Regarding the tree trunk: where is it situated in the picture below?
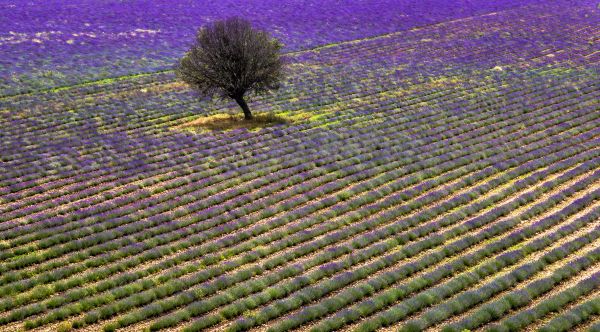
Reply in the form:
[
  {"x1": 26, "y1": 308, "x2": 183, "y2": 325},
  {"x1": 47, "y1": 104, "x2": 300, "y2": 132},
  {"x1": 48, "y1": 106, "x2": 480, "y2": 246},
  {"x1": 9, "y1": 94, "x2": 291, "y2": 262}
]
[{"x1": 234, "y1": 96, "x2": 253, "y2": 120}]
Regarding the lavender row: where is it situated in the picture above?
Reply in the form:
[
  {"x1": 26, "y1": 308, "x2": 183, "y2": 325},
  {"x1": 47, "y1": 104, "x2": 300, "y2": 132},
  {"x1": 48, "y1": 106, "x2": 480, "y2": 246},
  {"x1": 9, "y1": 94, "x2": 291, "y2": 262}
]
[
  {"x1": 309, "y1": 202, "x2": 600, "y2": 332},
  {"x1": 220, "y1": 164, "x2": 600, "y2": 332},
  {"x1": 351, "y1": 189, "x2": 600, "y2": 332},
  {"x1": 3, "y1": 102, "x2": 596, "y2": 300},
  {"x1": 538, "y1": 295, "x2": 600, "y2": 332},
  {"x1": 90, "y1": 133, "x2": 600, "y2": 331},
  {"x1": 485, "y1": 271, "x2": 600, "y2": 332},
  {"x1": 11, "y1": 102, "x2": 596, "y2": 330},
  {"x1": 436, "y1": 244, "x2": 600, "y2": 332}
]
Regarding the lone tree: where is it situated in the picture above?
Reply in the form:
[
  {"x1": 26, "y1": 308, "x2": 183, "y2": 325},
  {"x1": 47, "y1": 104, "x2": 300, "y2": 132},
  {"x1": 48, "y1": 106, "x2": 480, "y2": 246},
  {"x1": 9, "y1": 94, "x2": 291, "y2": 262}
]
[{"x1": 176, "y1": 17, "x2": 285, "y2": 120}]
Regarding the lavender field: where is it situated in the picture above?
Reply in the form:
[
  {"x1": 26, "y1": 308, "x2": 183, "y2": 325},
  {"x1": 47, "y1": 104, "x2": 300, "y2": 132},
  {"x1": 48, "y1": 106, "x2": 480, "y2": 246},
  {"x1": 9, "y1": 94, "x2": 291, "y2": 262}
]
[{"x1": 1, "y1": 1, "x2": 600, "y2": 331}]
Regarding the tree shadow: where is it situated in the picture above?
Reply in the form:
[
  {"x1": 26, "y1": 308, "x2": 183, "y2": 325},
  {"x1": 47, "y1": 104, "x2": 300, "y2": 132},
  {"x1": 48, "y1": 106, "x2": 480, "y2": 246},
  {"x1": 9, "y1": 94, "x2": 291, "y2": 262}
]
[{"x1": 175, "y1": 113, "x2": 290, "y2": 133}]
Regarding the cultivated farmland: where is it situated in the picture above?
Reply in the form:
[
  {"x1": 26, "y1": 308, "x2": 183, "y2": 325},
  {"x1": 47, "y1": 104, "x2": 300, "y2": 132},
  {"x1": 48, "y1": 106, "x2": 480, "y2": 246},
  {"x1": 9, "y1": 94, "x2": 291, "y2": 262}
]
[{"x1": 1, "y1": 1, "x2": 599, "y2": 331}]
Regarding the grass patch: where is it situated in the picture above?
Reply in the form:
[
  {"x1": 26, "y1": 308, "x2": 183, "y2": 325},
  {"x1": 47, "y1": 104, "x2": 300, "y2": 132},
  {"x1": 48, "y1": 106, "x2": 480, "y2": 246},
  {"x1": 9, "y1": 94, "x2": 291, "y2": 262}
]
[{"x1": 176, "y1": 113, "x2": 290, "y2": 133}]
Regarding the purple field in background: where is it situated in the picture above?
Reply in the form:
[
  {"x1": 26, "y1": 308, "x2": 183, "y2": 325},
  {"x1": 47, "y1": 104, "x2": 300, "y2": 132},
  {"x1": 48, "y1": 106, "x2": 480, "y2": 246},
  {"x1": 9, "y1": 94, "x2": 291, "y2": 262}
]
[{"x1": 0, "y1": 0, "x2": 587, "y2": 95}]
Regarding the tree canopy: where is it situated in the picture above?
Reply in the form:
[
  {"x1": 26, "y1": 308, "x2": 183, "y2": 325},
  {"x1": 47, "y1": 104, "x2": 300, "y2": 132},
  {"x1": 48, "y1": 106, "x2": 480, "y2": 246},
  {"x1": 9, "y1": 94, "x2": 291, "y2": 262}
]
[{"x1": 176, "y1": 17, "x2": 285, "y2": 120}]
